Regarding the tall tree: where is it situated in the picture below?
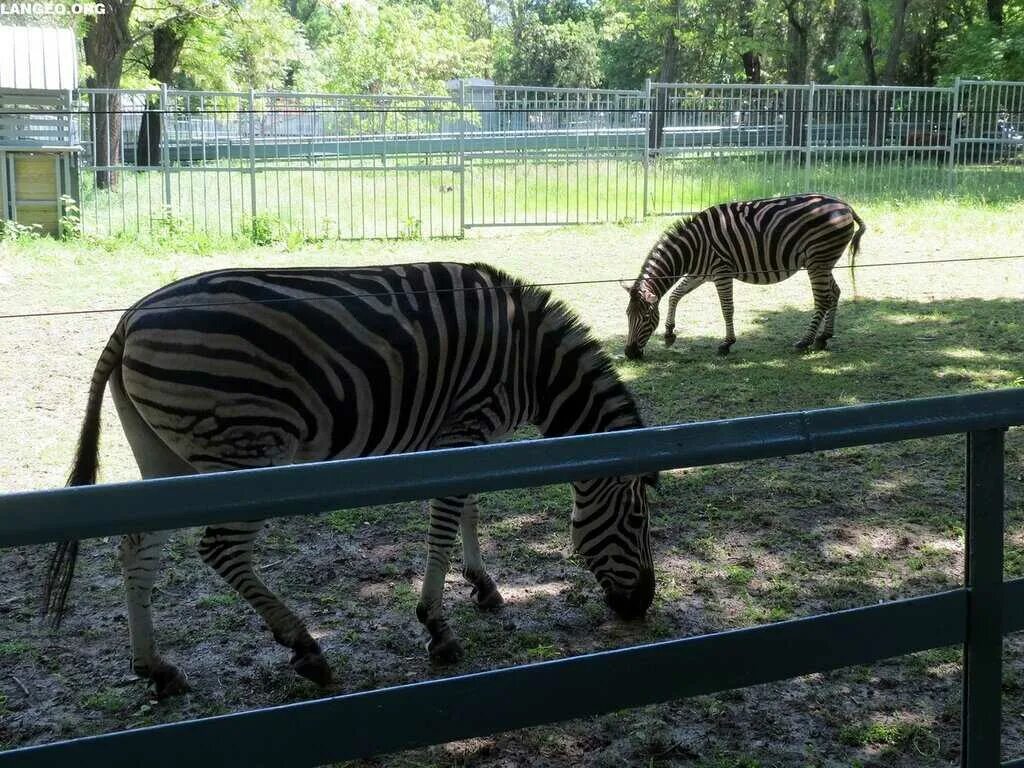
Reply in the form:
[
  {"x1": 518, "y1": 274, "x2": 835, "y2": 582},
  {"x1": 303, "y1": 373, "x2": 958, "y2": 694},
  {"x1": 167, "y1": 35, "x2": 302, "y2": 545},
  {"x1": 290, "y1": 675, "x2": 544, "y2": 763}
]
[
  {"x1": 83, "y1": 0, "x2": 136, "y2": 189},
  {"x1": 738, "y1": 0, "x2": 763, "y2": 82},
  {"x1": 883, "y1": 0, "x2": 912, "y2": 82},
  {"x1": 136, "y1": 16, "x2": 191, "y2": 167},
  {"x1": 860, "y1": 0, "x2": 880, "y2": 83},
  {"x1": 649, "y1": 0, "x2": 684, "y2": 150}
]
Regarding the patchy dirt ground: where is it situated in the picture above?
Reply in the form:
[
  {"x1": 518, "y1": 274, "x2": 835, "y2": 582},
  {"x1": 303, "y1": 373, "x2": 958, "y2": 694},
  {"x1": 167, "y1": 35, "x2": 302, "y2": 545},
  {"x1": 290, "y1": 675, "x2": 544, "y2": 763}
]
[{"x1": 1, "y1": 205, "x2": 1023, "y2": 767}]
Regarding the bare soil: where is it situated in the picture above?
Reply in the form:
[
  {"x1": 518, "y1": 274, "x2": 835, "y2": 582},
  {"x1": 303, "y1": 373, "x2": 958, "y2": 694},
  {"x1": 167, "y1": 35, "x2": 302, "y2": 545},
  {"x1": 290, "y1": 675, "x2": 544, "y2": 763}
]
[{"x1": 1, "y1": 208, "x2": 1023, "y2": 767}]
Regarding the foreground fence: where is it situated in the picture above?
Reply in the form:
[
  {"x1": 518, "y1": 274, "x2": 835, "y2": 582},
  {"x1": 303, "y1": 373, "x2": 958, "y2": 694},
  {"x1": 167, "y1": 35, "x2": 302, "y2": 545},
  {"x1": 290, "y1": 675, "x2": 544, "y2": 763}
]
[
  {"x1": 0, "y1": 389, "x2": 1022, "y2": 766},
  {"x1": 22, "y1": 78, "x2": 1020, "y2": 239}
]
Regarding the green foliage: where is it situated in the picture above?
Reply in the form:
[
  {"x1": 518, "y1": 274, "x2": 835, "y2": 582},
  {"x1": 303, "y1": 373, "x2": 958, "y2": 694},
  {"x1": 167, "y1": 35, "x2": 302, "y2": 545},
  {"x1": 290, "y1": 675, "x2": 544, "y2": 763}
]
[
  {"x1": 59, "y1": 195, "x2": 82, "y2": 241},
  {"x1": 79, "y1": 0, "x2": 1024, "y2": 97},
  {"x1": 936, "y1": 5, "x2": 1024, "y2": 82},
  {"x1": 494, "y1": 13, "x2": 603, "y2": 87},
  {"x1": 243, "y1": 214, "x2": 278, "y2": 246},
  {"x1": 317, "y1": 1, "x2": 491, "y2": 94}
]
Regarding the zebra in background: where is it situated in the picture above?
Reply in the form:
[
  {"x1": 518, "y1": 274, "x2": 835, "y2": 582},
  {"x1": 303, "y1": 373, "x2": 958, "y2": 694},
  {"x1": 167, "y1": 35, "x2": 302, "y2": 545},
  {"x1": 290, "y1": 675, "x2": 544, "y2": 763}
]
[
  {"x1": 44, "y1": 262, "x2": 656, "y2": 698},
  {"x1": 624, "y1": 194, "x2": 865, "y2": 358}
]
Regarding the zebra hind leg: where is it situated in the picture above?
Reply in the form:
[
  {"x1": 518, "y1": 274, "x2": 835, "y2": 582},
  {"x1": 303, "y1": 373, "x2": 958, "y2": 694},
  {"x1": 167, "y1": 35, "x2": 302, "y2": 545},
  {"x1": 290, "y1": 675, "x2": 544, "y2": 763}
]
[
  {"x1": 417, "y1": 496, "x2": 468, "y2": 664},
  {"x1": 459, "y1": 497, "x2": 503, "y2": 611},
  {"x1": 812, "y1": 277, "x2": 841, "y2": 351},
  {"x1": 198, "y1": 522, "x2": 332, "y2": 687},
  {"x1": 109, "y1": 369, "x2": 194, "y2": 698},
  {"x1": 120, "y1": 530, "x2": 190, "y2": 698},
  {"x1": 795, "y1": 270, "x2": 833, "y2": 351},
  {"x1": 713, "y1": 278, "x2": 737, "y2": 356}
]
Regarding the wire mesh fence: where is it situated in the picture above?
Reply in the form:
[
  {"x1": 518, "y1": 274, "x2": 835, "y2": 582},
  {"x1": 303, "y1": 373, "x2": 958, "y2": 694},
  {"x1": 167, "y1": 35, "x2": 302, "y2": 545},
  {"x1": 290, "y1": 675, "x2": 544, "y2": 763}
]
[{"x1": 44, "y1": 79, "x2": 1024, "y2": 240}]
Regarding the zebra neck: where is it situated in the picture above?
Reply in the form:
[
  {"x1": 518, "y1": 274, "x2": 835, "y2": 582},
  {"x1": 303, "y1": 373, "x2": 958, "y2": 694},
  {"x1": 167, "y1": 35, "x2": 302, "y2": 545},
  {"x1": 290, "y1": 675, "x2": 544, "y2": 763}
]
[
  {"x1": 526, "y1": 303, "x2": 643, "y2": 438},
  {"x1": 637, "y1": 225, "x2": 696, "y2": 300}
]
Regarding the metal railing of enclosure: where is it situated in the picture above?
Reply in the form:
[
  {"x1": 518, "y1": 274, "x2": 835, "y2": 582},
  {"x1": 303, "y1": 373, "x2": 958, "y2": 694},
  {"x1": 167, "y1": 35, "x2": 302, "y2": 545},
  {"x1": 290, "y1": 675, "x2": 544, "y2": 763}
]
[
  {"x1": 50, "y1": 78, "x2": 1024, "y2": 239},
  {"x1": 0, "y1": 389, "x2": 1023, "y2": 767}
]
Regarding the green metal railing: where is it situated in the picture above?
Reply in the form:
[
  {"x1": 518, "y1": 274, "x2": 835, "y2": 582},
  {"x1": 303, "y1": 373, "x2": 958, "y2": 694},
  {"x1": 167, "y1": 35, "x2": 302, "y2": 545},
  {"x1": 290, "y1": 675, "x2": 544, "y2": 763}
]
[{"x1": 0, "y1": 389, "x2": 1022, "y2": 766}]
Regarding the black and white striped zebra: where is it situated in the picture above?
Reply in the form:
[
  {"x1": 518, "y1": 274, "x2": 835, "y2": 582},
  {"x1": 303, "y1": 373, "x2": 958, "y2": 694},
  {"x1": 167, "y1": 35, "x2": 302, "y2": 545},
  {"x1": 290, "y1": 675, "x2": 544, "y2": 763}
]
[
  {"x1": 624, "y1": 194, "x2": 866, "y2": 358},
  {"x1": 44, "y1": 262, "x2": 656, "y2": 698}
]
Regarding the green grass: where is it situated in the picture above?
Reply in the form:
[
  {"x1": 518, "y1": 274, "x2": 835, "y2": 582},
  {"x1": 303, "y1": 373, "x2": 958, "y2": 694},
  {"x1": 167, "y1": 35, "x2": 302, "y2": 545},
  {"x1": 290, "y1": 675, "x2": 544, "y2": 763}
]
[
  {"x1": 197, "y1": 593, "x2": 239, "y2": 609},
  {"x1": 48, "y1": 155, "x2": 1024, "y2": 244},
  {"x1": 0, "y1": 640, "x2": 33, "y2": 658},
  {"x1": 838, "y1": 720, "x2": 939, "y2": 757},
  {"x1": 81, "y1": 689, "x2": 128, "y2": 714},
  {"x1": 0, "y1": 199, "x2": 1021, "y2": 765}
]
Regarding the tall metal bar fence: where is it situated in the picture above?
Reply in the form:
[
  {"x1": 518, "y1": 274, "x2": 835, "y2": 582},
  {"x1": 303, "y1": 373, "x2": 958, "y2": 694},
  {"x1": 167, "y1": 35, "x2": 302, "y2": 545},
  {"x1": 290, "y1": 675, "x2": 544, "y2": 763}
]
[
  {"x1": 0, "y1": 389, "x2": 1022, "y2": 765},
  {"x1": 52, "y1": 78, "x2": 1024, "y2": 239}
]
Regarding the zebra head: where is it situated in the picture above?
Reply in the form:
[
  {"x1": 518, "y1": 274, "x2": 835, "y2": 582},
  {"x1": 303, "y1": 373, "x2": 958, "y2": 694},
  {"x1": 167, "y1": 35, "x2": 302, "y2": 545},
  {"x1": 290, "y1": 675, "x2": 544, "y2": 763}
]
[
  {"x1": 571, "y1": 474, "x2": 656, "y2": 619},
  {"x1": 623, "y1": 283, "x2": 660, "y2": 360}
]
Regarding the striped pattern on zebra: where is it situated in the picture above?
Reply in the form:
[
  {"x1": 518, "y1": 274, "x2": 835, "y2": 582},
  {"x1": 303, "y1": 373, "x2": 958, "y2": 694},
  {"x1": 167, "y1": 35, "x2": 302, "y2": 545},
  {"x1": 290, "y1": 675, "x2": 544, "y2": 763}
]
[
  {"x1": 44, "y1": 261, "x2": 656, "y2": 698},
  {"x1": 624, "y1": 194, "x2": 866, "y2": 358}
]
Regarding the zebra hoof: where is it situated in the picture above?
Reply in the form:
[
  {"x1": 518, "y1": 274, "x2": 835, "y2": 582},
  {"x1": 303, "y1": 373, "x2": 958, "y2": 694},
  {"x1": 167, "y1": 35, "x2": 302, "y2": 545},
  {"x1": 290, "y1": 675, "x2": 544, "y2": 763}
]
[
  {"x1": 663, "y1": 332, "x2": 677, "y2": 348},
  {"x1": 472, "y1": 583, "x2": 505, "y2": 612},
  {"x1": 150, "y1": 663, "x2": 191, "y2": 700},
  {"x1": 427, "y1": 634, "x2": 465, "y2": 665},
  {"x1": 716, "y1": 342, "x2": 733, "y2": 356},
  {"x1": 291, "y1": 649, "x2": 333, "y2": 687},
  {"x1": 812, "y1": 337, "x2": 830, "y2": 351},
  {"x1": 792, "y1": 339, "x2": 812, "y2": 352}
]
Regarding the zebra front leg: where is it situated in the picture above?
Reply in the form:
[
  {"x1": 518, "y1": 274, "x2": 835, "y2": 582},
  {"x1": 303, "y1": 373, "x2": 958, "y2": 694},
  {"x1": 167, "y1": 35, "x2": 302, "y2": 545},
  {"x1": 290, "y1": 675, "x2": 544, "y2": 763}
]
[
  {"x1": 813, "y1": 277, "x2": 841, "y2": 350},
  {"x1": 120, "y1": 530, "x2": 190, "y2": 699},
  {"x1": 795, "y1": 270, "x2": 832, "y2": 351},
  {"x1": 713, "y1": 277, "x2": 737, "y2": 355},
  {"x1": 417, "y1": 496, "x2": 466, "y2": 664},
  {"x1": 460, "y1": 496, "x2": 503, "y2": 611},
  {"x1": 663, "y1": 276, "x2": 705, "y2": 347},
  {"x1": 198, "y1": 522, "x2": 332, "y2": 687}
]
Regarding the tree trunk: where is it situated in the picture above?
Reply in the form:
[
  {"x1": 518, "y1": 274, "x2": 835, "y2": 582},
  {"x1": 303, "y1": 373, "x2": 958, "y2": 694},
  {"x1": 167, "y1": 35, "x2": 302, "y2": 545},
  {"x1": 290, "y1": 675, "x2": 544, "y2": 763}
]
[
  {"x1": 858, "y1": 2, "x2": 884, "y2": 147},
  {"x1": 987, "y1": 0, "x2": 1004, "y2": 25},
  {"x1": 814, "y1": 0, "x2": 846, "y2": 82},
  {"x1": 785, "y1": 0, "x2": 809, "y2": 84},
  {"x1": 83, "y1": 1, "x2": 135, "y2": 189},
  {"x1": 881, "y1": 0, "x2": 909, "y2": 84},
  {"x1": 136, "y1": 21, "x2": 187, "y2": 168},
  {"x1": 784, "y1": 0, "x2": 809, "y2": 160},
  {"x1": 859, "y1": 0, "x2": 878, "y2": 85},
  {"x1": 739, "y1": 0, "x2": 761, "y2": 83},
  {"x1": 649, "y1": 0, "x2": 684, "y2": 152},
  {"x1": 742, "y1": 52, "x2": 762, "y2": 83}
]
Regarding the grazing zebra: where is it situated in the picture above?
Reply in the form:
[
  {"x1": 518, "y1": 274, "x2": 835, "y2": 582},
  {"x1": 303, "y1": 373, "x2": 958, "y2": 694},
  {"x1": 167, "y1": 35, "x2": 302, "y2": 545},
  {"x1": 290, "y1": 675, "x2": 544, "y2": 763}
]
[
  {"x1": 44, "y1": 262, "x2": 656, "y2": 698},
  {"x1": 624, "y1": 194, "x2": 865, "y2": 358}
]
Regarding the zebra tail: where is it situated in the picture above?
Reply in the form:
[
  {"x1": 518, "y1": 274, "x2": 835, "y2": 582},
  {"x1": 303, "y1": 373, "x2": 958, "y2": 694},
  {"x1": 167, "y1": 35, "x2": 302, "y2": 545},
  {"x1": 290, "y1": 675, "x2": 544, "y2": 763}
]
[
  {"x1": 43, "y1": 325, "x2": 126, "y2": 626},
  {"x1": 848, "y1": 209, "x2": 867, "y2": 273}
]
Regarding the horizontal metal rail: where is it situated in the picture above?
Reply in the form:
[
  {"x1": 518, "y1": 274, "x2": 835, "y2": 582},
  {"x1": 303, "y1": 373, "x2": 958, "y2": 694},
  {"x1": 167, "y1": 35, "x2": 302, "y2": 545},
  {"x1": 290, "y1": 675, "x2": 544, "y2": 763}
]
[
  {"x1": 0, "y1": 388, "x2": 1021, "y2": 767},
  {"x1": 1, "y1": 389, "x2": 1021, "y2": 547},
  {"x1": 0, "y1": 590, "x2": 971, "y2": 768}
]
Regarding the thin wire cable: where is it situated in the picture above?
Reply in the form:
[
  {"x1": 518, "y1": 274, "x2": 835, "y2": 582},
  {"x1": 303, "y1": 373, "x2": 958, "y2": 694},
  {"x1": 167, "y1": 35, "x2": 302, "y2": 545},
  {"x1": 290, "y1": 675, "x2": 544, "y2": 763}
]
[
  {"x1": 0, "y1": 253, "x2": 1021, "y2": 322},
  {"x1": 0, "y1": 106, "x2": 1013, "y2": 116}
]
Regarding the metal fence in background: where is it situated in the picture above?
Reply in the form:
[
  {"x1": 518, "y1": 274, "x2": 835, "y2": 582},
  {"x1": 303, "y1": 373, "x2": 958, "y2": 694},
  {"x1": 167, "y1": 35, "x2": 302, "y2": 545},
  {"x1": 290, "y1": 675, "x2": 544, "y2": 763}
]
[{"x1": 59, "y1": 78, "x2": 1024, "y2": 239}]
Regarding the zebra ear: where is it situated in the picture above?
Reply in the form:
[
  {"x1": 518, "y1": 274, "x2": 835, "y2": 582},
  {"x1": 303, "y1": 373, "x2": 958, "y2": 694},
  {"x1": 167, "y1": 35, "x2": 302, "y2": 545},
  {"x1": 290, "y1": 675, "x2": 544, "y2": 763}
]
[{"x1": 619, "y1": 280, "x2": 634, "y2": 294}]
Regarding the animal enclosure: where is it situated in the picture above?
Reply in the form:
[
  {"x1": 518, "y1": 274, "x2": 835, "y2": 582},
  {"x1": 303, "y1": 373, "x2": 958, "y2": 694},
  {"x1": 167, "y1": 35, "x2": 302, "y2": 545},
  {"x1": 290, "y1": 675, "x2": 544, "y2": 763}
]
[
  {"x1": 58, "y1": 79, "x2": 1024, "y2": 240},
  {"x1": 0, "y1": 202, "x2": 1022, "y2": 766}
]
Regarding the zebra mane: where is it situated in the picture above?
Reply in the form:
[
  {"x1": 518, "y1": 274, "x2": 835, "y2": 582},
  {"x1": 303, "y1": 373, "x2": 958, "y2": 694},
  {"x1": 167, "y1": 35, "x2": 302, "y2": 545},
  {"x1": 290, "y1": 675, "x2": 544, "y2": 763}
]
[
  {"x1": 666, "y1": 215, "x2": 694, "y2": 236},
  {"x1": 469, "y1": 262, "x2": 647, "y2": 435}
]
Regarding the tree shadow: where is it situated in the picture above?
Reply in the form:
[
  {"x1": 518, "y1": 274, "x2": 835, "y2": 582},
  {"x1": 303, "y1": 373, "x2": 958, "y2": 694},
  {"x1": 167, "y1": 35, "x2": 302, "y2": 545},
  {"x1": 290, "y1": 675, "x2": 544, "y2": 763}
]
[{"x1": 610, "y1": 296, "x2": 1022, "y2": 425}]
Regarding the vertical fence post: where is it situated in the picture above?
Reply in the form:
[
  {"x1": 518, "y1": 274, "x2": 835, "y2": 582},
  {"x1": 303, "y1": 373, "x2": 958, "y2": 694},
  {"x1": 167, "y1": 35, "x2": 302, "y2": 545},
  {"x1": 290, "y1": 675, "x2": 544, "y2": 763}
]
[
  {"x1": 961, "y1": 428, "x2": 1005, "y2": 768},
  {"x1": 642, "y1": 78, "x2": 652, "y2": 220},
  {"x1": 804, "y1": 82, "x2": 816, "y2": 189},
  {"x1": 160, "y1": 84, "x2": 171, "y2": 214},
  {"x1": 247, "y1": 88, "x2": 257, "y2": 226},
  {"x1": 458, "y1": 80, "x2": 466, "y2": 237},
  {"x1": 948, "y1": 77, "x2": 962, "y2": 195}
]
